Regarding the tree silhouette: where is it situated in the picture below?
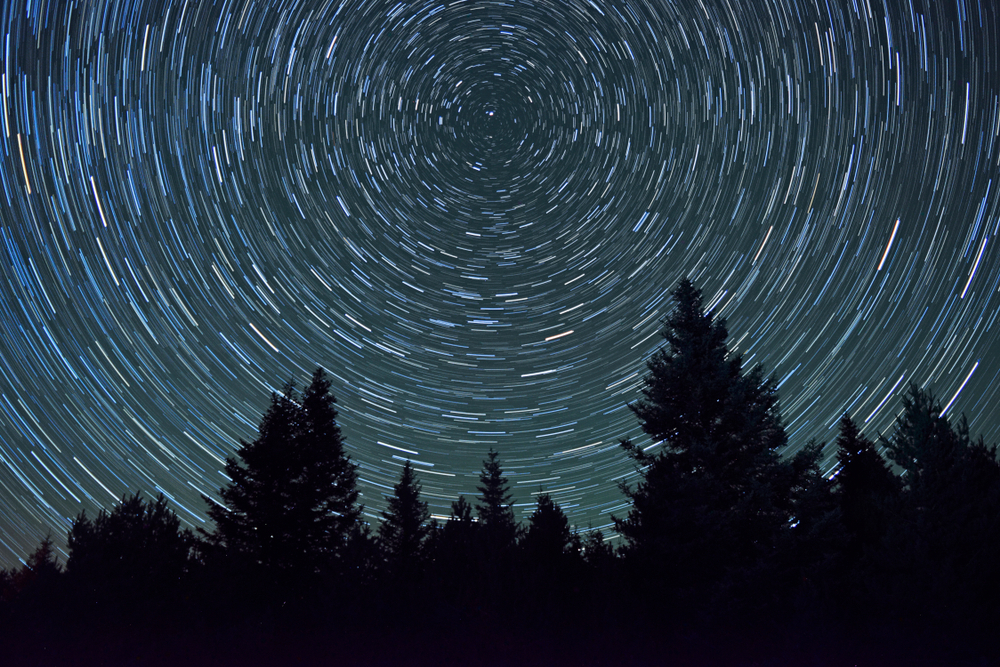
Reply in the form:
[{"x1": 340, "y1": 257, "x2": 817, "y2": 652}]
[
  {"x1": 834, "y1": 414, "x2": 897, "y2": 556},
  {"x1": 615, "y1": 278, "x2": 795, "y2": 609},
  {"x1": 203, "y1": 368, "x2": 360, "y2": 583},
  {"x1": 67, "y1": 491, "x2": 193, "y2": 613},
  {"x1": 521, "y1": 493, "x2": 577, "y2": 565},
  {"x1": 476, "y1": 448, "x2": 519, "y2": 551},
  {"x1": 444, "y1": 494, "x2": 476, "y2": 542},
  {"x1": 429, "y1": 495, "x2": 476, "y2": 591},
  {"x1": 377, "y1": 460, "x2": 430, "y2": 579},
  {"x1": 520, "y1": 493, "x2": 581, "y2": 614},
  {"x1": 581, "y1": 527, "x2": 615, "y2": 569},
  {"x1": 4, "y1": 536, "x2": 65, "y2": 623},
  {"x1": 873, "y1": 384, "x2": 1000, "y2": 636},
  {"x1": 299, "y1": 367, "x2": 362, "y2": 543}
]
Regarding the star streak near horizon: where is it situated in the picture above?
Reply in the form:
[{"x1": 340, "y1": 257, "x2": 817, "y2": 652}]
[{"x1": 1, "y1": 0, "x2": 999, "y2": 567}]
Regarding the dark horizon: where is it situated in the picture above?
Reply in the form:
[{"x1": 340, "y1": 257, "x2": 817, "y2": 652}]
[
  {"x1": 1, "y1": 0, "x2": 999, "y2": 571},
  {"x1": 3, "y1": 284, "x2": 998, "y2": 665}
]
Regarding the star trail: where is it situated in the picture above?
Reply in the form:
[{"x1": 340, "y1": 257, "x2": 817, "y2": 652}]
[{"x1": 1, "y1": 0, "x2": 999, "y2": 567}]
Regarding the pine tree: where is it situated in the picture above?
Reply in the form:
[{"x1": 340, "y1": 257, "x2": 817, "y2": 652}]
[
  {"x1": 468, "y1": 450, "x2": 520, "y2": 613},
  {"x1": 67, "y1": 492, "x2": 193, "y2": 611},
  {"x1": 203, "y1": 368, "x2": 360, "y2": 581},
  {"x1": 875, "y1": 384, "x2": 1000, "y2": 632},
  {"x1": 885, "y1": 383, "x2": 960, "y2": 487},
  {"x1": 299, "y1": 367, "x2": 361, "y2": 540},
  {"x1": 377, "y1": 460, "x2": 430, "y2": 577},
  {"x1": 7, "y1": 536, "x2": 64, "y2": 619},
  {"x1": 581, "y1": 527, "x2": 615, "y2": 568},
  {"x1": 615, "y1": 278, "x2": 794, "y2": 604},
  {"x1": 475, "y1": 448, "x2": 519, "y2": 551},
  {"x1": 834, "y1": 413, "x2": 897, "y2": 554},
  {"x1": 426, "y1": 495, "x2": 478, "y2": 608},
  {"x1": 519, "y1": 493, "x2": 582, "y2": 621},
  {"x1": 14, "y1": 535, "x2": 63, "y2": 592},
  {"x1": 449, "y1": 494, "x2": 475, "y2": 527},
  {"x1": 521, "y1": 493, "x2": 576, "y2": 564}
]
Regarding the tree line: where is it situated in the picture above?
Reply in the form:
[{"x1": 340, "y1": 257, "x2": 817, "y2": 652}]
[{"x1": 2, "y1": 279, "x2": 998, "y2": 664}]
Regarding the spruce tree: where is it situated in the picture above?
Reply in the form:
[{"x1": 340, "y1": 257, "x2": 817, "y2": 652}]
[
  {"x1": 68, "y1": 492, "x2": 193, "y2": 611},
  {"x1": 203, "y1": 368, "x2": 360, "y2": 580},
  {"x1": 377, "y1": 460, "x2": 430, "y2": 577},
  {"x1": 427, "y1": 495, "x2": 478, "y2": 608},
  {"x1": 615, "y1": 278, "x2": 794, "y2": 604},
  {"x1": 834, "y1": 413, "x2": 898, "y2": 554},
  {"x1": 519, "y1": 493, "x2": 581, "y2": 620},
  {"x1": 474, "y1": 450, "x2": 519, "y2": 610},
  {"x1": 522, "y1": 493, "x2": 576, "y2": 563},
  {"x1": 14, "y1": 535, "x2": 63, "y2": 592},
  {"x1": 299, "y1": 367, "x2": 361, "y2": 540},
  {"x1": 7, "y1": 536, "x2": 64, "y2": 620},
  {"x1": 475, "y1": 448, "x2": 519, "y2": 550},
  {"x1": 876, "y1": 384, "x2": 1000, "y2": 631},
  {"x1": 885, "y1": 383, "x2": 960, "y2": 486}
]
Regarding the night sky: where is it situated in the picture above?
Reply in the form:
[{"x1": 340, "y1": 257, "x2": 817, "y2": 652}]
[{"x1": 0, "y1": 0, "x2": 998, "y2": 569}]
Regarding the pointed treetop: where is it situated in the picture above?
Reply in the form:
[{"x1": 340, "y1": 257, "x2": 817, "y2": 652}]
[
  {"x1": 378, "y1": 460, "x2": 430, "y2": 570},
  {"x1": 523, "y1": 493, "x2": 575, "y2": 560},
  {"x1": 203, "y1": 367, "x2": 360, "y2": 575},
  {"x1": 835, "y1": 412, "x2": 897, "y2": 498},
  {"x1": 476, "y1": 449, "x2": 519, "y2": 548}
]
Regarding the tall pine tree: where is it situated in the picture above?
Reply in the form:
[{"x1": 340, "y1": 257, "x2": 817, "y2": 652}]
[
  {"x1": 875, "y1": 384, "x2": 1000, "y2": 632},
  {"x1": 203, "y1": 368, "x2": 360, "y2": 580},
  {"x1": 476, "y1": 448, "x2": 519, "y2": 551},
  {"x1": 834, "y1": 413, "x2": 897, "y2": 555},
  {"x1": 377, "y1": 460, "x2": 430, "y2": 578},
  {"x1": 616, "y1": 278, "x2": 794, "y2": 605},
  {"x1": 472, "y1": 449, "x2": 519, "y2": 612}
]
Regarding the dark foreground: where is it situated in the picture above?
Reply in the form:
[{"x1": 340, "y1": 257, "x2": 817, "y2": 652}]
[{"x1": 2, "y1": 596, "x2": 993, "y2": 667}]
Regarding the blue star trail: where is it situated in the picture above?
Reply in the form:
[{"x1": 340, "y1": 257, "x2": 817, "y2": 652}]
[{"x1": 0, "y1": 0, "x2": 998, "y2": 566}]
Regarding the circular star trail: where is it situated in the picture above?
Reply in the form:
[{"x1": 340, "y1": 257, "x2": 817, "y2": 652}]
[{"x1": 1, "y1": 0, "x2": 999, "y2": 566}]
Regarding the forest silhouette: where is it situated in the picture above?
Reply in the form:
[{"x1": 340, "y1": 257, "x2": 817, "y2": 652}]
[{"x1": 2, "y1": 279, "x2": 998, "y2": 666}]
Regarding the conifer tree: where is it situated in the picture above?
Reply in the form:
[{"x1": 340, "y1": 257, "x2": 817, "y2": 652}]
[
  {"x1": 476, "y1": 448, "x2": 519, "y2": 551},
  {"x1": 426, "y1": 495, "x2": 478, "y2": 607},
  {"x1": 6, "y1": 536, "x2": 64, "y2": 619},
  {"x1": 519, "y1": 493, "x2": 581, "y2": 619},
  {"x1": 615, "y1": 278, "x2": 794, "y2": 601},
  {"x1": 14, "y1": 535, "x2": 63, "y2": 592},
  {"x1": 834, "y1": 413, "x2": 898, "y2": 553},
  {"x1": 203, "y1": 368, "x2": 360, "y2": 579},
  {"x1": 885, "y1": 383, "x2": 960, "y2": 487},
  {"x1": 876, "y1": 384, "x2": 1000, "y2": 628},
  {"x1": 581, "y1": 527, "x2": 615, "y2": 568},
  {"x1": 299, "y1": 367, "x2": 361, "y2": 539},
  {"x1": 449, "y1": 494, "x2": 475, "y2": 527},
  {"x1": 470, "y1": 450, "x2": 519, "y2": 611},
  {"x1": 377, "y1": 460, "x2": 430, "y2": 576},
  {"x1": 521, "y1": 493, "x2": 576, "y2": 563},
  {"x1": 68, "y1": 492, "x2": 193, "y2": 610}
]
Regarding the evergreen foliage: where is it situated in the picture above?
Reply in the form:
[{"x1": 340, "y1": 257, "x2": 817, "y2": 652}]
[
  {"x1": 475, "y1": 448, "x2": 519, "y2": 551},
  {"x1": 872, "y1": 384, "x2": 1000, "y2": 634},
  {"x1": 833, "y1": 413, "x2": 897, "y2": 555},
  {"x1": 202, "y1": 367, "x2": 360, "y2": 579},
  {"x1": 522, "y1": 493, "x2": 575, "y2": 560},
  {"x1": 13, "y1": 535, "x2": 63, "y2": 595},
  {"x1": 581, "y1": 527, "x2": 615, "y2": 568},
  {"x1": 67, "y1": 492, "x2": 193, "y2": 610},
  {"x1": 3, "y1": 303, "x2": 1000, "y2": 663},
  {"x1": 449, "y1": 494, "x2": 475, "y2": 526},
  {"x1": 424, "y1": 494, "x2": 479, "y2": 610},
  {"x1": 377, "y1": 460, "x2": 430, "y2": 577},
  {"x1": 615, "y1": 278, "x2": 797, "y2": 604},
  {"x1": 3, "y1": 536, "x2": 65, "y2": 623}
]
